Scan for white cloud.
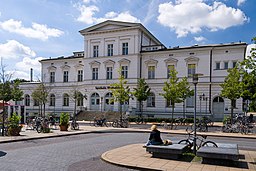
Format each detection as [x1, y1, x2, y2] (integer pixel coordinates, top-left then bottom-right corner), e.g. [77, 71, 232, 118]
[158, 0, 248, 37]
[237, 0, 246, 6]
[75, 2, 140, 24]
[0, 19, 64, 41]
[14, 56, 44, 80]
[0, 40, 36, 59]
[194, 36, 206, 42]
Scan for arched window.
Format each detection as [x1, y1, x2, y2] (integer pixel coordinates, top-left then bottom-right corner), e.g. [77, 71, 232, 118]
[105, 92, 114, 105]
[49, 94, 55, 106]
[77, 92, 84, 106]
[213, 96, 224, 102]
[25, 94, 30, 106]
[91, 93, 100, 105]
[147, 92, 155, 107]
[63, 93, 69, 106]
[33, 99, 39, 106]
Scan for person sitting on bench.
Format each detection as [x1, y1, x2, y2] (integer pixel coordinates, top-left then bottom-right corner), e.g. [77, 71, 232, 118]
[146, 125, 163, 146]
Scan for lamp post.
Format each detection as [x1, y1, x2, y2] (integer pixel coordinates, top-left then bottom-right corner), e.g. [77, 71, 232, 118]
[199, 95, 202, 114]
[192, 73, 202, 154]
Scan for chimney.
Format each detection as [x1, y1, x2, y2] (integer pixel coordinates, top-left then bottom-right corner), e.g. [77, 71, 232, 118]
[30, 68, 33, 82]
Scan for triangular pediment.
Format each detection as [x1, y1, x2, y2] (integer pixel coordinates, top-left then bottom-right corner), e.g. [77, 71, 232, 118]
[79, 20, 139, 34]
[184, 56, 199, 63]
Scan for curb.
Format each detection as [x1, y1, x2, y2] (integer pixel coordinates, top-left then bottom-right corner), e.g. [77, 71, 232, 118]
[0, 127, 255, 144]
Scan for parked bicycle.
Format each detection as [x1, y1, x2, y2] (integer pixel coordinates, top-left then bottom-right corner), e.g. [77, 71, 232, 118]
[112, 118, 129, 128]
[190, 118, 208, 132]
[90, 117, 109, 127]
[71, 119, 79, 130]
[178, 128, 217, 151]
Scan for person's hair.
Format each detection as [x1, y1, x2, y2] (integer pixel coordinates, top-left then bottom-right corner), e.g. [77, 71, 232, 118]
[151, 124, 157, 131]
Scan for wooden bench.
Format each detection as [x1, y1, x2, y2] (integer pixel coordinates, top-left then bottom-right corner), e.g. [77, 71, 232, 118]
[196, 143, 243, 163]
[146, 144, 189, 159]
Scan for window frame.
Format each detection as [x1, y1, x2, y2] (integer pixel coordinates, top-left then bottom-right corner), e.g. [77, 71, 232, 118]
[122, 42, 128, 55]
[147, 92, 155, 107]
[121, 65, 128, 79]
[107, 44, 113, 56]
[93, 45, 99, 57]
[50, 71, 55, 83]
[106, 67, 113, 80]
[77, 70, 83, 82]
[187, 64, 196, 77]
[92, 67, 99, 80]
[63, 71, 69, 82]
[63, 94, 69, 106]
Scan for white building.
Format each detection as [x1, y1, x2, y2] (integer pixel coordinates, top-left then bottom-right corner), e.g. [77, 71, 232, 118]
[20, 20, 247, 121]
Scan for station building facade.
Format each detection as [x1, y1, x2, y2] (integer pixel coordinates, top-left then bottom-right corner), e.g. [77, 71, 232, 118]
[20, 20, 247, 120]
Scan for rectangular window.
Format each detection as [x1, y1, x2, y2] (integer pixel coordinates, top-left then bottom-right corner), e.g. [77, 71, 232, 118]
[63, 71, 69, 82]
[186, 96, 194, 108]
[216, 62, 220, 70]
[107, 44, 113, 56]
[224, 62, 229, 69]
[122, 42, 128, 55]
[92, 68, 98, 80]
[148, 66, 155, 79]
[106, 67, 113, 80]
[233, 61, 237, 68]
[188, 64, 196, 77]
[50, 72, 55, 83]
[166, 100, 172, 108]
[93, 45, 99, 57]
[167, 65, 175, 78]
[121, 66, 128, 79]
[77, 70, 83, 82]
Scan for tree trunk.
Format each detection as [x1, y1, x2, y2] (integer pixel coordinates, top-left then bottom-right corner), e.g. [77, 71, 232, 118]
[183, 101, 185, 118]
[171, 103, 175, 129]
[231, 99, 234, 124]
[1, 100, 5, 136]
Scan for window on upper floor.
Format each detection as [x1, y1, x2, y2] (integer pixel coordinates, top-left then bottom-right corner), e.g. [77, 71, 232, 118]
[49, 94, 55, 106]
[233, 61, 237, 68]
[188, 64, 196, 77]
[224, 62, 229, 69]
[92, 68, 98, 80]
[107, 44, 113, 56]
[148, 66, 155, 79]
[216, 62, 220, 70]
[186, 96, 194, 108]
[122, 42, 128, 55]
[50, 72, 55, 83]
[147, 92, 155, 107]
[93, 45, 99, 57]
[63, 71, 69, 82]
[106, 67, 113, 80]
[25, 94, 30, 106]
[77, 70, 83, 82]
[167, 65, 175, 78]
[121, 66, 128, 79]
[63, 94, 69, 106]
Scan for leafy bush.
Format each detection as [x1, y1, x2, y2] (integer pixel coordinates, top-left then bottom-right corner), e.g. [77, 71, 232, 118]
[8, 113, 21, 129]
[59, 112, 70, 126]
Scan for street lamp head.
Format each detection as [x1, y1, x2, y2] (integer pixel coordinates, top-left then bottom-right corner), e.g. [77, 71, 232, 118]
[192, 73, 203, 84]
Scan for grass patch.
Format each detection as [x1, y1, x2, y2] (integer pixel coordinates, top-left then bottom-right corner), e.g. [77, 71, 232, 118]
[180, 152, 196, 162]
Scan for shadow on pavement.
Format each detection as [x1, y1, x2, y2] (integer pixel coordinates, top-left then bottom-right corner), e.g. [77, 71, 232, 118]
[0, 151, 7, 157]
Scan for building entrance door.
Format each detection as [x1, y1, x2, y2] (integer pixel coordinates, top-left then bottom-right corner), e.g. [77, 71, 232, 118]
[90, 93, 100, 111]
[212, 96, 224, 120]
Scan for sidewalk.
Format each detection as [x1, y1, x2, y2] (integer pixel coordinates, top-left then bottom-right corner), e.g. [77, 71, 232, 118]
[1, 124, 256, 170]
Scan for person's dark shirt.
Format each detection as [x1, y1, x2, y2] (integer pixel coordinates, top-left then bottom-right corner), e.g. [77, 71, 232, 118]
[149, 130, 163, 144]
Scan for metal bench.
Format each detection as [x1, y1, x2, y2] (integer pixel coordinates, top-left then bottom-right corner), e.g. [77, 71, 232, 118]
[146, 144, 189, 159]
[196, 143, 242, 163]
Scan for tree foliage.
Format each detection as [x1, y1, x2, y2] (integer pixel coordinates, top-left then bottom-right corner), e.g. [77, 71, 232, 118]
[160, 69, 184, 122]
[110, 69, 131, 117]
[220, 66, 242, 121]
[31, 83, 50, 117]
[133, 78, 151, 116]
[240, 37, 256, 111]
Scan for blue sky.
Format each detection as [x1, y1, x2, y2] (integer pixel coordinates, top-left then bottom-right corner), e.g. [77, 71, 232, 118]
[0, 0, 255, 80]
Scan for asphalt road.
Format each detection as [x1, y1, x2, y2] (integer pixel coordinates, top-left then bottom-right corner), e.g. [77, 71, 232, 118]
[0, 132, 255, 171]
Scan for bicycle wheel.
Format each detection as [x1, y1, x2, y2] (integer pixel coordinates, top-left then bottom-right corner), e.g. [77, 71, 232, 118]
[121, 120, 129, 128]
[112, 120, 119, 128]
[178, 139, 192, 149]
[202, 141, 218, 148]
[36, 125, 42, 133]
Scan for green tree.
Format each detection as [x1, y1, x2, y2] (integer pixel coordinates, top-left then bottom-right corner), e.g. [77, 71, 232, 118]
[133, 78, 151, 117]
[69, 88, 86, 120]
[160, 69, 183, 127]
[220, 66, 242, 123]
[31, 83, 50, 117]
[179, 77, 194, 118]
[240, 37, 256, 111]
[110, 69, 131, 119]
[0, 58, 23, 136]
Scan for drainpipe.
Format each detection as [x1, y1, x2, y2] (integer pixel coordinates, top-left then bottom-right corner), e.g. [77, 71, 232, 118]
[209, 48, 213, 114]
